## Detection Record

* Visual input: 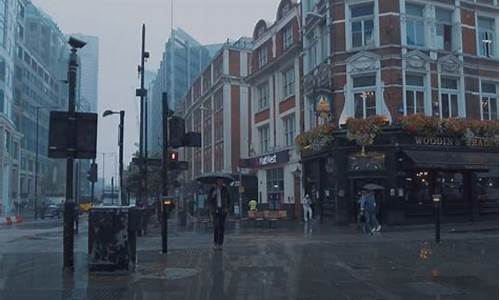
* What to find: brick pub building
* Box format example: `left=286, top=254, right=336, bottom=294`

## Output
left=300, top=0, right=498, bottom=224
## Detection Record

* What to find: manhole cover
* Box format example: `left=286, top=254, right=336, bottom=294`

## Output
left=406, top=281, right=462, bottom=296
left=136, top=267, right=199, bottom=280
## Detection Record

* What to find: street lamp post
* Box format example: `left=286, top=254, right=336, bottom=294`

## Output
left=103, top=110, right=126, bottom=205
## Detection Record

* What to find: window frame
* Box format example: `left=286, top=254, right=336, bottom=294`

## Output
left=352, top=73, right=377, bottom=119
left=405, top=3, right=425, bottom=47
left=282, top=67, right=295, bottom=99
left=480, top=81, right=498, bottom=120
left=283, top=114, right=296, bottom=147
left=349, top=2, right=375, bottom=49
left=283, top=25, right=293, bottom=50
left=258, top=46, right=268, bottom=68
left=435, top=7, right=454, bottom=51
left=440, top=77, right=459, bottom=118
left=258, top=124, right=270, bottom=154
left=257, top=82, right=270, bottom=111
left=477, top=15, right=497, bottom=58
left=404, top=73, right=426, bottom=115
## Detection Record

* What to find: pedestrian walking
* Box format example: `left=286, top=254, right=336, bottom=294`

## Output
left=360, top=190, right=381, bottom=234
left=208, top=178, right=232, bottom=250
left=303, top=194, right=313, bottom=222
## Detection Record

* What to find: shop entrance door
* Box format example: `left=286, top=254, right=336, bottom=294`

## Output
left=350, top=177, right=386, bottom=224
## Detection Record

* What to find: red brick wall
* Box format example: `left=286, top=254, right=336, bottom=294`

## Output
left=332, top=22, right=345, bottom=52
left=255, top=109, right=270, bottom=123
left=229, top=50, right=240, bottom=77
left=292, top=18, right=300, bottom=45
left=231, top=85, right=240, bottom=173
left=384, top=86, right=403, bottom=119
left=279, top=96, right=296, bottom=113
left=379, top=15, right=401, bottom=45
left=276, top=27, right=284, bottom=57
left=379, top=0, right=399, bottom=13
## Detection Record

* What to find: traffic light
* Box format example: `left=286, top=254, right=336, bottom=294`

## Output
left=167, top=150, right=189, bottom=171
left=169, top=116, right=185, bottom=148
left=87, top=162, right=97, bottom=182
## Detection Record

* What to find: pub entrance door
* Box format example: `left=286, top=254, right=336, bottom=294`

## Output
left=350, top=177, right=387, bottom=224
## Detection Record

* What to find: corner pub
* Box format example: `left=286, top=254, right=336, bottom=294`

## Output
left=297, top=116, right=498, bottom=225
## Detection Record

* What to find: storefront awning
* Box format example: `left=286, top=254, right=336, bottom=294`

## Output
left=403, top=150, right=498, bottom=171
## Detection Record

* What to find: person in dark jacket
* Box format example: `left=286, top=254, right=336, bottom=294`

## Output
left=208, top=178, right=232, bottom=250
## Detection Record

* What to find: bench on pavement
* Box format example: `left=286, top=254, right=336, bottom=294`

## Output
left=247, top=210, right=288, bottom=228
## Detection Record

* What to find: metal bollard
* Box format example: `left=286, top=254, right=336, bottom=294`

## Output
left=433, top=194, right=441, bottom=243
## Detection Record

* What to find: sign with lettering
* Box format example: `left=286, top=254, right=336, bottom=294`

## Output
left=414, top=136, right=497, bottom=148
left=239, top=150, right=289, bottom=169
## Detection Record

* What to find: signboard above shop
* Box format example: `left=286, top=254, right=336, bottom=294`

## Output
left=239, top=150, right=289, bottom=169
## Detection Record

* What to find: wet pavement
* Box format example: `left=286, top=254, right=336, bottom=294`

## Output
left=0, top=219, right=497, bottom=300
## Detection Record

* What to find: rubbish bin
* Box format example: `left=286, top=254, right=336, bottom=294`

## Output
left=88, top=206, right=136, bottom=273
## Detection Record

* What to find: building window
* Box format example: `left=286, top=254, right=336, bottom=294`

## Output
left=282, top=67, right=295, bottom=98
left=440, top=77, right=459, bottom=118
left=283, top=115, right=296, bottom=147
left=435, top=8, right=453, bottom=51
left=257, top=82, right=269, bottom=110
left=350, top=2, right=374, bottom=48
left=406, top=3, right=425, bottom=47
left=283, top=25, right=293, bottom=49
left=405, top=74, right=425, bottom=115
left=480, top=81, right=498, bottom=120
left=266, top=168, right=284, bottom=209
left=0, top=89, right=3, bottom=113
left=4, top=129, right=10, bottom=153
left=307, top=32, right=318, bottom=69
left=352, top=74, right=376, bottom=118
left=258, top=124, right=270, bottom=153
left=258, top=46, right=268, bottom=68
left=478, top=16, right=496, bottom=58
left=308, top=99, right=317, bottom=129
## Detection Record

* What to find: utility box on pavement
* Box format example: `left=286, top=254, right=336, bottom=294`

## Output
left=88, top=206, right=136, bottom=273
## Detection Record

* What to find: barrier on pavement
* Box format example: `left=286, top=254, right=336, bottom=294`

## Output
left=0, top=216, right=24, bottom=225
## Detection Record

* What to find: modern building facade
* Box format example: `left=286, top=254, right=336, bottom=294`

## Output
left=180, top=37, right=252, bottom=179
left=13, top=1, right=70, bottom=210
left=149, top=29, right=221, bottom=155
left=242, top=0, right=303, bottom=211
left=0, top=0, right=24, bottom=215
left=298, top=0, right=499, bottom=224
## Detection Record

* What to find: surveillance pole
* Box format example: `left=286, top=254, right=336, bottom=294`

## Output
left=138, top=24, right=146, bottom=207
left=161, top=92, right=169, bottom=253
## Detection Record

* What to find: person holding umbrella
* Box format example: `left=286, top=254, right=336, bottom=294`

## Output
left=208, top=178, right=232, bottom=250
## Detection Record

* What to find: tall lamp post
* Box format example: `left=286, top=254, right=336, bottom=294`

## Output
left=34, top=105, right=60, bottom=220
left=102, top=110, right=125, bottom=205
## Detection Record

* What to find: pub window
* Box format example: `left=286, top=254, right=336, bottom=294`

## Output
left=406, top=3, right=425, bottom=47
left=350, top=2, right=374, bottom=48
left=477, top=16, right=496, bottom=58
left=480, top=81, right=498, bottom=120
left=353, top=74, right=376, bottom=119
left=258, top=124, right=270, bottom=154
left=435, top=8, right=453, bottom=51
left=405, top=74, right=425, bottom=115
left=440, top=77, right=459, bottom=118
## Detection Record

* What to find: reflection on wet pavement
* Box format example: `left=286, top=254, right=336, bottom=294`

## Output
left=0, top=222, right=498, bottom=300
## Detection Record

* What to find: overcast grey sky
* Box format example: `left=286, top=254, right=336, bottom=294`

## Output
left=31, top=0, right=280, bottom=182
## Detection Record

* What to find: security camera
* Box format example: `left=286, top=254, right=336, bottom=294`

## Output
left=68, top=36, right=86, bottom=49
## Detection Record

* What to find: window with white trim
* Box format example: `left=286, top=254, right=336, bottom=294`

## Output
left=435, top=8, right=453, bottom=51
left=353, top=74, right=376, bottom=119
left=283, top=114, right=296, bottom=146
left=350, top=3, right=374, bottom=48
left=308, top=98, right=317, bottom=129
left=282, top=67, right=295, bottom=98
left=478, top=16, right=496, bottom=58
left=307, top=32, right=317, bottom=70
left=257, top=82, right=269, bottom=110
left=283, top=25, right=293, bottom=49
left=480, top=81, right=498, bottom=120
left=406, top=3, right=425, bottom=47
left=440, top=77, right=459, bottom=118
left=258, top=46, right=268, bottom=68
left=405, top=74, right=425, bottom=115
left=258, top=124, right=270, bottom=153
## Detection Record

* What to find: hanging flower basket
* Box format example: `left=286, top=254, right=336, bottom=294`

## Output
left=295, top=123, right=336, bottom=151
left=346, top=115, right=389, bottom=155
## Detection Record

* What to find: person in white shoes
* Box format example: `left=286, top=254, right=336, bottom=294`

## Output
left=303, top=194, right=313, bottom=222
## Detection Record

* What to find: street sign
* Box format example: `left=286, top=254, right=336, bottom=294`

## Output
left=48, top=111, right=97, bottom=159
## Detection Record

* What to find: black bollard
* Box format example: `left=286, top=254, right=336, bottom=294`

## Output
left=433, top=194, right=441, bottom=244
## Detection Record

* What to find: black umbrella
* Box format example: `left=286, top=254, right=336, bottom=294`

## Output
left=195, top=173, right=235, bottom=185
left=363, top=183, right=385, bottom=190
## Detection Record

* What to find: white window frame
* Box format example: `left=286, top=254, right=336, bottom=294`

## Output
left=476, top=15, right=498, bottom=58
left=258, top=46, right=268, bottom=68
left=348, top=1, right=376, bottom=49
left=435, top=7, right=454, bottom=51
left=283, top=25, right=293, bottom=49
left=439, top=77, right=459, bottom=118
left=258, top=124, right=270, bottom=153
left=283, top=114, right=296, bottom=147
left=480, top=81, right=498, bottom=120
left=257, top=82, right=269, bottom=111
left=404, top=73, right=426, bottom=115
left=405, top=3, right=425, bottom=47
left=306, top=32, right=318, bottom=70
left=282, top=67, right=295, bottom=99
left=352, top=74, right=377, bottom=119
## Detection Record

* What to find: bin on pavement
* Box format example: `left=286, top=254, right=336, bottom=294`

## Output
left=88, top=206, right=136, bottom=273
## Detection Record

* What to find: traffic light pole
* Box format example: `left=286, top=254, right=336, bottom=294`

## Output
left=90, top=159, right=95, bottom=204
left=119, top=111, right=125, bottom=205
left=161, top=92, right=169, bottom=253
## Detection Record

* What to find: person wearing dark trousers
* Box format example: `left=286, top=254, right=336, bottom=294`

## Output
left=208, top=178, right=232, bottom=250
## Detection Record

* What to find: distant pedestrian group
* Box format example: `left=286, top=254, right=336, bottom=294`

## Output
left=358, top=190, right=381, bottom=234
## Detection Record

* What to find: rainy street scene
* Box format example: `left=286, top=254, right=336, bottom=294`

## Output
left=0, top=0, right=498, bottom=299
